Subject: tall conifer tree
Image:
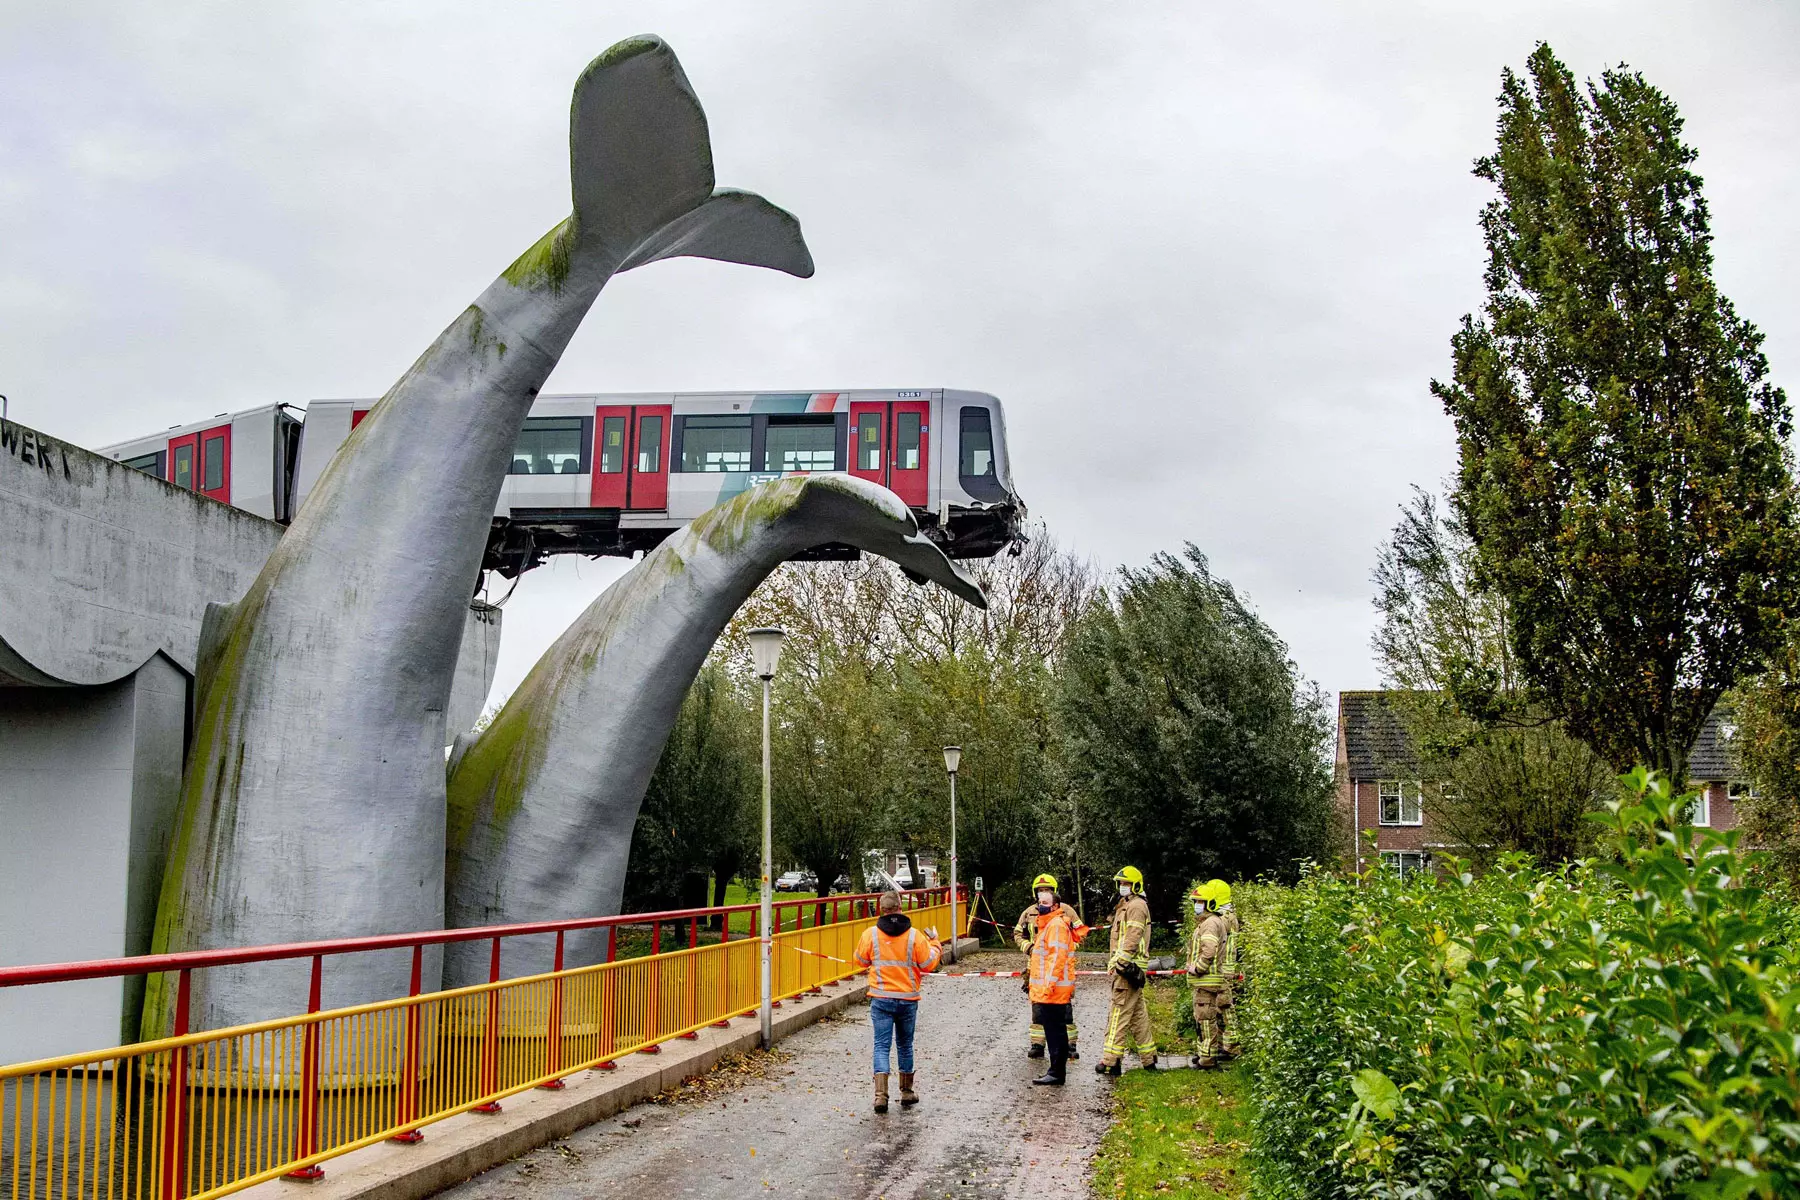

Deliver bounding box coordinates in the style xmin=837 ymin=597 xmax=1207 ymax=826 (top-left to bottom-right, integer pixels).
xmin=1437 ymin=44 xmax=1800 ymax=777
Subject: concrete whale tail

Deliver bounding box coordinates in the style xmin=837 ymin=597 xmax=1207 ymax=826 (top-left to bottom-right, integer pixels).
xmin=504 ymin=37 xmax=814 ymax=297
xmin=143 ymin=34 xmax=817 ymax=1037
xmin=442 ymin=476 xmax=982 ymax=978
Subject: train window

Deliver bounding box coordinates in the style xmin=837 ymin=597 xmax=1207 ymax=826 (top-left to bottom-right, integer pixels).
xmin=122 ymin=452 xmax=163 ymax=476
xmin=172 ymin=444 xmax=193 ymax=490
xmin=203 ymin=435 xmax=226 ymax=491
xmin=637 ymin=416 xmax=664 ymax=472
xmin=680 ymin=415 xmax=751 ymax=472
xmin=512 ymin=416 xmax=588 ymax=475
xmin=763 ymin=416 xmax=835 ymax=472
xmin=600 ymin=416 xmax=626 ymax=473
xmin=895 ymin=412 xmax=921 ymax=471
xmin=856 ymin=413 xmax=882 ymax=471
xmin=959 ymin=407 xmax=995 ymax=478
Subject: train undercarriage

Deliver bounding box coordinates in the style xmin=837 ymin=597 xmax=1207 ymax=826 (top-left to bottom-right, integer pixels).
xmin=482 ymin=501 xmax=1026 ymax=579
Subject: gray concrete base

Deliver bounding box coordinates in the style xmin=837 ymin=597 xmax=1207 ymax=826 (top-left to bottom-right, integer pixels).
xmin=240 ymin=937 xmax=979 ymax=1200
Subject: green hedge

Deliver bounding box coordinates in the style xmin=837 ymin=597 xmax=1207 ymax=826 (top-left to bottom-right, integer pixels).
xmin=1240 ymin=769 xmax=1800 ymax=1199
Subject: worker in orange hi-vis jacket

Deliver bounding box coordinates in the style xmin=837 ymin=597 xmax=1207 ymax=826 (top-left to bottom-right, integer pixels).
xmin=1024 ymin=876 xmax=1089 ymax=1086
xmin=853 ymin=890 xmax=943 ymax=1113
xmin=1014 ymin=872 xmax=1086 ymax=1062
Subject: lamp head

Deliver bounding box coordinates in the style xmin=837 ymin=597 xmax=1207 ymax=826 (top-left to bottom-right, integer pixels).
xmin=746 ymin=627 xmax=786 ymax=680
xmin=942 ymin=745 xmax=962 ymax=774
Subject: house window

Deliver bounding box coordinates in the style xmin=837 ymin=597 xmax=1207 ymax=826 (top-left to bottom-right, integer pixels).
xmin=1380 ymin=851 xmax=1431 ymax=879
xmin=1378 ymin=780 xmax=1423 ymax=826
xmin=1727 ymin=780 xmax=1759 ymax=801
xmin=1687 ymin=790 xmax=1712 ymax=828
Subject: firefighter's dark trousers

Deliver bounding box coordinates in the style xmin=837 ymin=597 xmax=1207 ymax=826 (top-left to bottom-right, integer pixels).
xmin=1031 ymin=1001 xmax=1071 ymax=1077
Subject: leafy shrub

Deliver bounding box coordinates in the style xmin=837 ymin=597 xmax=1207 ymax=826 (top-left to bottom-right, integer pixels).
xmin=1241 ymin=769 xmax=1800 ymax=1198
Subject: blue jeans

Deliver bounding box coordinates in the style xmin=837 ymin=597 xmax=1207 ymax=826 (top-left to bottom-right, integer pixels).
xmin=869 ymin=997 xmax=918 ymax=1074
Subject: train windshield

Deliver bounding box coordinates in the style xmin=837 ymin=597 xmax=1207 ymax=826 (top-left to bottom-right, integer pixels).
xmin=959 ymin=407 xmax=995 ymax=478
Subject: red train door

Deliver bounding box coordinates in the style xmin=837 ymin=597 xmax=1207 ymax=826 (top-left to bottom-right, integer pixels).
xmin=197 ymin=423 xmax=231 ymax=504
xmin=888 ymin=400 xmax=929 ymax=507
xmin=627 ymin=405 xmax=670 ymax=510
xmin=849 ymin=402 xmax=886 ymax=490
xmin=167 ymin=433 xmax=198 ymax=490
xmin=592 ymin=405 xmax=630 ymax=507
xmin=591 ymin=404 xmax=672 ymax=510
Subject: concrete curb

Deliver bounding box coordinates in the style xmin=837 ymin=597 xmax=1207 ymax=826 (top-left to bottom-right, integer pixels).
xmin=241 ymin=937 xmax=980 ymax=1200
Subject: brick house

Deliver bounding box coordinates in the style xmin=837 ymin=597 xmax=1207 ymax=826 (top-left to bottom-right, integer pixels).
xmin=1336 ymin=690 xmax=1749 ymax=875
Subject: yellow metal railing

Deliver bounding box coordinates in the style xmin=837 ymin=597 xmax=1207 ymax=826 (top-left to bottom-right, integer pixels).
xmin=0 ymin=899 xmax=951 ymax=1200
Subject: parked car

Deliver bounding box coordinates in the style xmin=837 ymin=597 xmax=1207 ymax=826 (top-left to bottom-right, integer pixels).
xmin=774 ymin=870 xmax=808 ymax=892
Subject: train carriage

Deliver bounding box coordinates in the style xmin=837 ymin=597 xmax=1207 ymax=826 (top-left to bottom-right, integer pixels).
xmin=98 ymin=389 xmax=1024 ymax=576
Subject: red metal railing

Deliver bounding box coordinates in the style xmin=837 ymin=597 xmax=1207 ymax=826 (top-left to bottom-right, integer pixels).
xmin=0 ymin=887 xmax=960 ymax=1200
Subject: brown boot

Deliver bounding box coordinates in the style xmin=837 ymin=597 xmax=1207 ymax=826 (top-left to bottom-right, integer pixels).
xmin=873 ymin=1073 xmax=889 ymax=1113
xmin=899 ymin=1072 xmax=919 ymax=1108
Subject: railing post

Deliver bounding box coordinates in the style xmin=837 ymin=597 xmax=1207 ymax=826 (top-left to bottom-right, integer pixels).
xmin=680 ymin=918 xmax=700 ymax=1039
xmin=286 ymin=956 xmax=326 ymax=1179
xmin=472 ymin=938 xmax=503 ymax=1113
xmin=390 ymin=946 xmax=426 ymax=1142
xmin=595 ymin=924 xmax=618 ymax=1071
xmin=640 ymin=921 xmax=663 ymax=1054
xmin=158 ymin=968 xmax=192 ymax=1200
xmin=538 ymin=931 xmax=567 ymax=1090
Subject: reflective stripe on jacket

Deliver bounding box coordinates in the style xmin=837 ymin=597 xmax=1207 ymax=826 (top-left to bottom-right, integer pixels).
xmin=1109 ymin=894 xmax=1152 ymax=969
xmin=1187 ymin=912 xmax=1227 ymax=986
xmin=854 ymin=925 xmax=942 ymax=1000
xmin=1027 ymin=907 xmax=1090 ymax=1003
xmin=1221 ymin=910 xmax=1241 ymax=975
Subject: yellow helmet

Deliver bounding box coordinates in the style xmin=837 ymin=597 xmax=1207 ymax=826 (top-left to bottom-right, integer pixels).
xmin=1113 ymin=865 xmax=1145 ymax=892
xmin=1207 ymin=879 xmax=1231 ymax=906
xmin=1031 ymin=872 xmax=1059 ymax=892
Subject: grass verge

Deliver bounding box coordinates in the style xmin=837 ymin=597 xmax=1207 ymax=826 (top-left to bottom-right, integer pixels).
xmin=1090 ymin=980 xmax=1249 ymax=1199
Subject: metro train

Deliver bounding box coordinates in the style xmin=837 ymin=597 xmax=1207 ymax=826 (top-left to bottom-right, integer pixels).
xmin=97 ymin=389 xmax=1026 ymax=576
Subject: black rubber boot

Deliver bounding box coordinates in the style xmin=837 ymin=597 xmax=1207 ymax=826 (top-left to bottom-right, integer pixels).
xmin=1027 ymin=1043 xmax=1045 ymax=1059
xmin=1095 ymin=1060 xmax=1121 ymax=1076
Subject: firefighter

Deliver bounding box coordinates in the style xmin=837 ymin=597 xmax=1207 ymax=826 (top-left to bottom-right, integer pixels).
xmin=853 ymin=890 xmax=944 ymax=1113
xmin=1219 ymin=894 xmax=1242 ymax=1058
xmin=1024 ymin=878 xmax=1088 ymax=1085
xmin=1095 ymin=865 xmax=1157 ymax=1075
xmin=1187 ymin=880 xmax=1230 ymax=1069
xmin=1014 ymin=873 xmax=1083 ymax=1061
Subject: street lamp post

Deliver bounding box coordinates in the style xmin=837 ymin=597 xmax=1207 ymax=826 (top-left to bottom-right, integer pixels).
xmin=941 ymin=746 xmax=961 ymax=965
xmin=748 ymin=627 xmax=786 ymax=1050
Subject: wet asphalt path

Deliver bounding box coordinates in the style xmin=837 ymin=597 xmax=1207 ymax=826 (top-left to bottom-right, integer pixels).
xmin=436 ymin=953 xmax=1125 ymax=1199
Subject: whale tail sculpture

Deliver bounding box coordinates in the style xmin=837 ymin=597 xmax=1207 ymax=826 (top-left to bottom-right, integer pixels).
xmin=146 ymin=36 xmax=811 ymax=1038
xmin=443 ymin=475 xmax=984 ymax=986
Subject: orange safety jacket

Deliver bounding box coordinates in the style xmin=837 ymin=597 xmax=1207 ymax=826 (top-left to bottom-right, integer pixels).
xmin=1028 ymin=906 xmax=1089 ymax=1004
xmin=854 ymin=922 xmax=942 ymax=1001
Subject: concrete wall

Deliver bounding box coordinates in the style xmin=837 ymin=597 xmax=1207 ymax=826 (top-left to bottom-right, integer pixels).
xmin=0 ymin=421 xmax=504 ymax=1064
xmin=0 ymin=655 xmax=186 ymax=1061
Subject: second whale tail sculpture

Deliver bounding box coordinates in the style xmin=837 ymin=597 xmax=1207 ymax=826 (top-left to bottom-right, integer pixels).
xmin=147 ymin=36 xmax=812 ymax=1035
xmin=443 ymin=476 xmax=985 ymax=985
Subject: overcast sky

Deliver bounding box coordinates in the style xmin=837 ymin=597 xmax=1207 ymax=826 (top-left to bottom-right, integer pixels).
xmin=4 ymin=2 xmax=1796 ymax=709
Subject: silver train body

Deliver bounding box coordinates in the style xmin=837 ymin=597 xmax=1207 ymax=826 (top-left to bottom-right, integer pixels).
xmin=97 ymin=389 xmax=1025 ymax=576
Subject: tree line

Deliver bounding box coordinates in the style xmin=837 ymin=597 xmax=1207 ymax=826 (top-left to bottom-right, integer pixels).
xmin=622 ymin=529 xmax=1337 ymax=925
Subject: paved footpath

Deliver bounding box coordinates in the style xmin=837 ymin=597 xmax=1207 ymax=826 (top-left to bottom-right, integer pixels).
xmin=436 ymin=953 xmax=1130 ymax=1199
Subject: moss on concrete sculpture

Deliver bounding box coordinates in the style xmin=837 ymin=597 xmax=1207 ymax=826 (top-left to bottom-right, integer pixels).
xmin=442 ymin=475 xmax=985 ymax=987
xmin=146 ymin=36 xmax=813 ymax=1035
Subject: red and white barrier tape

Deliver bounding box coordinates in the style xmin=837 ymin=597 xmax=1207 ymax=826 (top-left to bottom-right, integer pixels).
xmin=782 ymin=943 xmax=1187 ymax=978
